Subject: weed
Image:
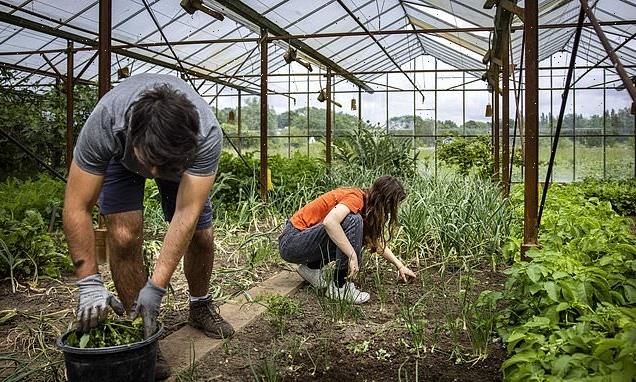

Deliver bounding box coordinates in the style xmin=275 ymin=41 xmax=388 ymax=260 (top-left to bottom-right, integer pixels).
xmin=399 ymin=295 xmax=429 ymax=356
xmin=0 ymin=238 xmax=25 ymax=293
xmin=373 ymin=257 xmax=388 ymax=311
xmin=260 ymin=294 xmax=302 ymax=335
xmin=313 ymin=264 xmax=364 ymax=323
xmin=176 ymin=341 xmax=198 ymax=382
xmin=249 ymin=351 xmax=283 ymax=382
xmin=375 ymin=348 xmax=392 ymax=361
xmin=346 ymin=340 xmax=371 ymax=355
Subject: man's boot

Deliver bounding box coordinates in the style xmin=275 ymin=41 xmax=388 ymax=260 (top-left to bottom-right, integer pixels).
xmin=155 ymin=347 xmax=171 ymax=381
xmin=188 ymin=296 xmax=235 ymax=338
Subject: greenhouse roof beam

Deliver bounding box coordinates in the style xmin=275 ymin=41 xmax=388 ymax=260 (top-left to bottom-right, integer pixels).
xmin=211 ymin=0 xmax=374 ymax=93
xmin=0 ymin=61 xmax=94 ymax=86
xmin=0 ymin=11 xmax=258 ymax=95
xmin=335 ymin=0 xmax=425 ymax=100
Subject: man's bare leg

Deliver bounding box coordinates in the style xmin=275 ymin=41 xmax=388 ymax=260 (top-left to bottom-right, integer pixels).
xmin=184 ymin=227 xmax=214 ymax=297
xmin=106 ymin=210 xmax=146 ymax=314
xmin=186 ymin=226 xmax=234 ymax=338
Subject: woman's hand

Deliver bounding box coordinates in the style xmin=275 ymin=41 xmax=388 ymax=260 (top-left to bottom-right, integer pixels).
xmin=397 ymin=266 xmax=416 ymax=283
xmin=348 ymin=255 xmax=359 ymax=279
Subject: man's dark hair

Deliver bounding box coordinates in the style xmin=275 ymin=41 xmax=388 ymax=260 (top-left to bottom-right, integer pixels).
xmin=128 ymin=84 xmax=200 ymax=177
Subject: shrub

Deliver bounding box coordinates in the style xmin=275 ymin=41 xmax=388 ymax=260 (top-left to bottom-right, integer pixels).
xmin=577 ymin=178 xmax=636 ymax=216
xmin=333 ymin=127 xmax=418 ymax=180
xmin=0 ymin=177 xmax=71 ymax=280
xmin=437 ymin=135 xmax=492 ymax=177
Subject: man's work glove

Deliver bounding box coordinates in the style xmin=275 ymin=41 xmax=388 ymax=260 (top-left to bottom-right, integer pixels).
xmin=131 ymin=279 xmax=166 ymax=339
xmin=76 ymin=273 xmax=125 ymax=332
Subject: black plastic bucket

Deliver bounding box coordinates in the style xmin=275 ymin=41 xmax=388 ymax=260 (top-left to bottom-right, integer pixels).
xmin=57 ymin=326 xmax=163 ymax=382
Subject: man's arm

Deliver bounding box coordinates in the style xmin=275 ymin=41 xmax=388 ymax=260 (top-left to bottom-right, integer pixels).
xmin=63 ymin=162 xmax=104 ymax=278
xmin=151 ymin=173 xmax=215 ymax=288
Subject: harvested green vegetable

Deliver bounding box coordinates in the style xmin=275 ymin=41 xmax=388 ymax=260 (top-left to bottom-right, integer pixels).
xmin=65 ymin=318 xmax=144 ymax=348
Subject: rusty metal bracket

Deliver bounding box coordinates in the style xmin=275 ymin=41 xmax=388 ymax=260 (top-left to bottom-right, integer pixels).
xmin=484 ymin=0 xmax=524 ymax=22
xmin=40 ymin=54 xmax=63 ymax=79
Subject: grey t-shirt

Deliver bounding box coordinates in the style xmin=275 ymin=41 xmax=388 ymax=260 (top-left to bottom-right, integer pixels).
xmin=73 ymin=73 xmax=222 ymax=180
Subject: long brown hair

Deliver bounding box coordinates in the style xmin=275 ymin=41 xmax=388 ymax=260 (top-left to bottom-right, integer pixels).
xmin=362 ymin=175 xmax=406 ymax=252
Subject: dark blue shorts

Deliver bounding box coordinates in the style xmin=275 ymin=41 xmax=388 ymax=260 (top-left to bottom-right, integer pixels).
xmin=98 ymin=160 xmax=212 ymax=230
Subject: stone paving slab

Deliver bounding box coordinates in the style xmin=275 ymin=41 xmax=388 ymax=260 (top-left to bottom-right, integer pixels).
xmin=161 ymin=269 xmax=303 ymax=380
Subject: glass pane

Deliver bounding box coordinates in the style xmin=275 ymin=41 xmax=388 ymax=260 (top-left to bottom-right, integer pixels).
xmin=539 ymin=137 xmax=574 ymax=182
xmin=388 ymin=89 xmax=414 ymax=137
xmin=239 ymin=137 xmax=260 ymax=154
xmin=415 ymin=137 xmax=435 ymax=175
xmin=290 ymin=137 xmax=308 ymax=157
xmin=436 ymin=90 xmax=462 ymax=136
xmin=465 ymin=91 xmax=491 ymax=136
xmin=268 ymin=137 xmax=289 ymax=158
xmin=362 ymin=86 xmax=387 ymax=128
xmin=242 ymin=96 xmax=261 ymax=137
xmin=575 ymin=137 xmax=603 ymax=180
xmin=606 ymin=137 xmax=634 ymax=179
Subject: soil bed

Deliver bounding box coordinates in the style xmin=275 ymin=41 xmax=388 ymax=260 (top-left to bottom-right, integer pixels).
xmin=189 ymin=262 xmax=507 ymax=381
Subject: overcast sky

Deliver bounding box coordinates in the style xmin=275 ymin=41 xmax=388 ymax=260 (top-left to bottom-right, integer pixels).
xmin=216 ymin=51 xmax=634 ymax=126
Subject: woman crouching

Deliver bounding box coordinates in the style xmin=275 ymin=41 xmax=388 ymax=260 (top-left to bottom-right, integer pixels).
xmin=278 ymin=175 xmax=416 ymax=303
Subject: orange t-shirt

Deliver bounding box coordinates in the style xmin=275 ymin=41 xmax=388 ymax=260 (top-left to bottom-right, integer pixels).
xmin=290 ymin=188 xmax=365 ymax=230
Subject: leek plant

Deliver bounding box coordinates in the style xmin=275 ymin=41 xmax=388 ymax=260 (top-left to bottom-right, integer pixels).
xmin=397 ymin=174 xmax=510 ymax=269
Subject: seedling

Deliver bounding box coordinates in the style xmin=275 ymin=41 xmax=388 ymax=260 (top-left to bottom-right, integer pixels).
xmin=261 ymin=294 xmax=302 ymax=335
xmin=346 ymin=340 xmax=371 ymax=355
xmin=375 ymin=348 xmax=391 ymax=361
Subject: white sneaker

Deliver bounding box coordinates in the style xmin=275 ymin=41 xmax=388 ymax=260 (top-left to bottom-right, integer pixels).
xmin=326 ymin=282 xmax=370 ymax=304
xmin=297 ymin=264 xmax=327 ymax=288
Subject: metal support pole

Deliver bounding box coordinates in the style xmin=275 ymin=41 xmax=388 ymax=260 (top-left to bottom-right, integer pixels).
xmin=66 ymin=41 xmax=74 ymax=171
xmin=538 ymin=7 xmax=585 ymax=226
xmin=494 ymin=81 xmax=500 ymax=182
xmin=98 ymin=0 xmax=111 ymax=98
xmin=502 ymin=31 xmax=510 ymax=195
xmin=238 ymin=89 xmax=242 ymax=155
xmin=522 ymin=0 xmax=539 ymax=255
xmin=579 ymin=0 xmax=636 ymax=113
xmin=260 ymin=27 xmax=268 ymax=201
xmin=326 ymin=67 xmax=333 ymax=169
xmin=509 ymin=33 xmax=525 ymax=191
xmin=357 ymin=87 xmax=362 ymax=131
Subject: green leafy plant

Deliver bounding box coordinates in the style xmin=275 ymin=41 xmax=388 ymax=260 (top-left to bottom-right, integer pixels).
xmin=399 ymin=296 xmax=429 ymax=356
xmin=498 ymin=183 xmax=636 ymax=381
xmin=578 ymin=177 xmax=636 ymax=216
xmin=346 ymin=340 xmax=371 ymax=355
xmin=249 ymin=351 xmax=283 ymax=382
xmin=397 ymin=173 xmax=511 ymax=268
xmin=65 ymin=318 xmax=145 ymax=348
xmin=333 ymin=126 xmax=418 ymax=180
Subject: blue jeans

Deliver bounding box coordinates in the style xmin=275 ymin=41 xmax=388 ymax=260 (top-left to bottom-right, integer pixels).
xmin=278 ymin=213 xmax=363 ymax=285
